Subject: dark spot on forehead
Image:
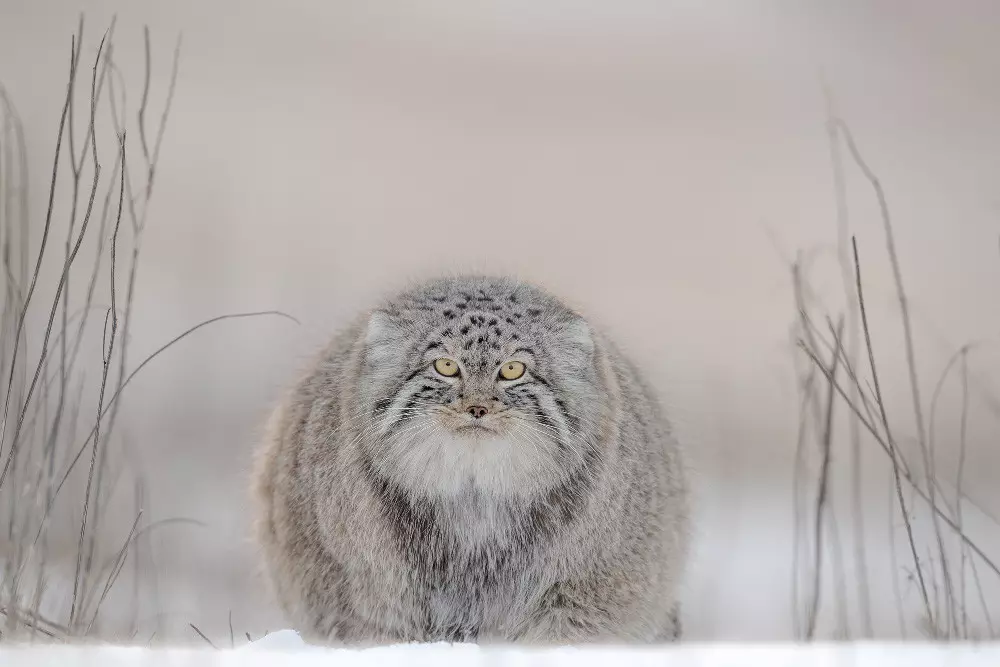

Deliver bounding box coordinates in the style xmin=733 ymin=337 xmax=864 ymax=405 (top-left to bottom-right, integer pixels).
xmin=527 ymin=308 xmax=542 ymax=317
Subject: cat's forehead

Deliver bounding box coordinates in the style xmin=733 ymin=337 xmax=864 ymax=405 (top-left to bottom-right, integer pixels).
xmin=382 ymin=277 xmax=572 ymax=361
xmin=407 ymin=286 xmax=548 ymax=342
xmin=389 ymin=277 xmax=564 ymax=322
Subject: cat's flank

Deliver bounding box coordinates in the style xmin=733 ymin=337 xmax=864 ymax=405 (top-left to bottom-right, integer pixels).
xmin=252 ymin=276 xmax=689 ymax=645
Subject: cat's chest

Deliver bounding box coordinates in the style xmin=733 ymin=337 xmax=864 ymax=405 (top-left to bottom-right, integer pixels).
xmin=439 ymin=492 xmax=517 ymax=544
xmin=415 ymin=494 xmax=541 ymax=638
xmin=420 ymin=542 xmax=539 ymax=641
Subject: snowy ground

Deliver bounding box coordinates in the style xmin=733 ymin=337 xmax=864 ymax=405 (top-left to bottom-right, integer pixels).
xmin=1 ymin=634 xmax=1000 ymax=667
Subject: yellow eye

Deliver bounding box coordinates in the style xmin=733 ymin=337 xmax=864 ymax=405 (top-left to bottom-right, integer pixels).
xmin=433 ymin=358 xmax=460 ymax=377
xmin=498 ymin=361 xmax=525 ymax=381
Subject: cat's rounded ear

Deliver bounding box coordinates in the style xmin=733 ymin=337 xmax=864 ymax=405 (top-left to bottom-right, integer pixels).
xmin=361 ymin=309 xmax=407 ymax=372
xmin=563 ymin=315 xmax=596 ymax=359
xmin=359 ymin=310 xmax=407 ymax=407
xmin=364 ymin=309 xmax=398 ymax=348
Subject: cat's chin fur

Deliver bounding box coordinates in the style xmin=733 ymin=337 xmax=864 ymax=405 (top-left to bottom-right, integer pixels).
xmin=370 ymin=418 xmax=564 ymax=501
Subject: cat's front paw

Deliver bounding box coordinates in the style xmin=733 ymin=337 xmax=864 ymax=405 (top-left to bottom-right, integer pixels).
xmin=516 ymin=611 xmax=581 ymax=645
xmin=515 ymin=600 xmax=604 ymax=645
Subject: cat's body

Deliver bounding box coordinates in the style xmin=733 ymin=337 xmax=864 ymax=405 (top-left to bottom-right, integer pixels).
xmin=252 ymin=276 xmax=689 ymax=645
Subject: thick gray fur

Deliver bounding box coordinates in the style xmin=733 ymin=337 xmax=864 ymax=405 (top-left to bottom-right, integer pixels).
xmin=252 ymin=275 xmax=689 ymax=645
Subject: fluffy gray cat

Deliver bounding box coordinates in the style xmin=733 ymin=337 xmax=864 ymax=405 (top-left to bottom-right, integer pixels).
xmin=252 ymin=275 xmax=689 ymax=645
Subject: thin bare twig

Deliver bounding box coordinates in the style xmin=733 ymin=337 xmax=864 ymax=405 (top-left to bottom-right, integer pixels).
xmin=956 ymin=349 xmax=971 ymax=637
xmin=64 ymin=32 xmax=112 ymax=628
xmin=85 ymin=509 xmax=141 ymax=634
xmin=956 ymin=349 xmax=994 ymax=638
xmin=150 ymin=34 xmax=181 ymax=190
xmin=791 ymin=258 xmax=851 ymax=638
xmin=101 ymin=25 xmax=183 ymax=461
xmin=0 ymin=37 xmax=78 ymax=487
xmin=791 ymin=345 xmax=818 ymax=637
xmin=805 ymin=317 xmax=845 ymax=639
xmin=835 ymin=120 xmax=930 ymax=454
xmin=850 ymin=236 xmax=933 ymax=622
xmin=823 ymin=85 xmax=872 ymax=638
xmin=189 ymin=623 xmax=217 ymax=649
xmin=138 ymin=26 xmax=153 ymax=174
xmin=821 ymin=317 xmax=852 ymax=638
xmin=927 ymin=342 xmax=985 ymax=637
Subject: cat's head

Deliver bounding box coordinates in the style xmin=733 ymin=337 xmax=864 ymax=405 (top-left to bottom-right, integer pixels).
xmin=355 ymin=275 xmax=606 ymax=499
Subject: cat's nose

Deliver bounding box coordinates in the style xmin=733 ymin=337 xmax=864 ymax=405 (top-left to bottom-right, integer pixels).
xmin=467 ymin=405 xmax=489 ymax=419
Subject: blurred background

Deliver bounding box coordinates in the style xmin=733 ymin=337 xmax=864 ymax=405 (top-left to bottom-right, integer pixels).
xmin=1 ymin=0 xmax=998 ymax=645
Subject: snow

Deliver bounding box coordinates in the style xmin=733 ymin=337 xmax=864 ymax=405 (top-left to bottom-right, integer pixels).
xmin=2 ymin=634 xmax=997 ymax=666
xmin=240 ymin=629 xmax=316 ymax=651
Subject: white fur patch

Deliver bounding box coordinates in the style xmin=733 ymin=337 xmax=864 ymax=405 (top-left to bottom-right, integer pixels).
xmin=372 ymin=413 xmax=564 ymax=504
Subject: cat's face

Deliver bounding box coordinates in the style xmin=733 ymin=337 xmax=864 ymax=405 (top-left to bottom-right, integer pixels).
xmin=357 ymin=277 xmax=604 ymax=499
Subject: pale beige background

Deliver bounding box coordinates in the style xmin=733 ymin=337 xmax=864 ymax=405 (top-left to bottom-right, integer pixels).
xmin=1 ymin=0 xmax=999 ymax=644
